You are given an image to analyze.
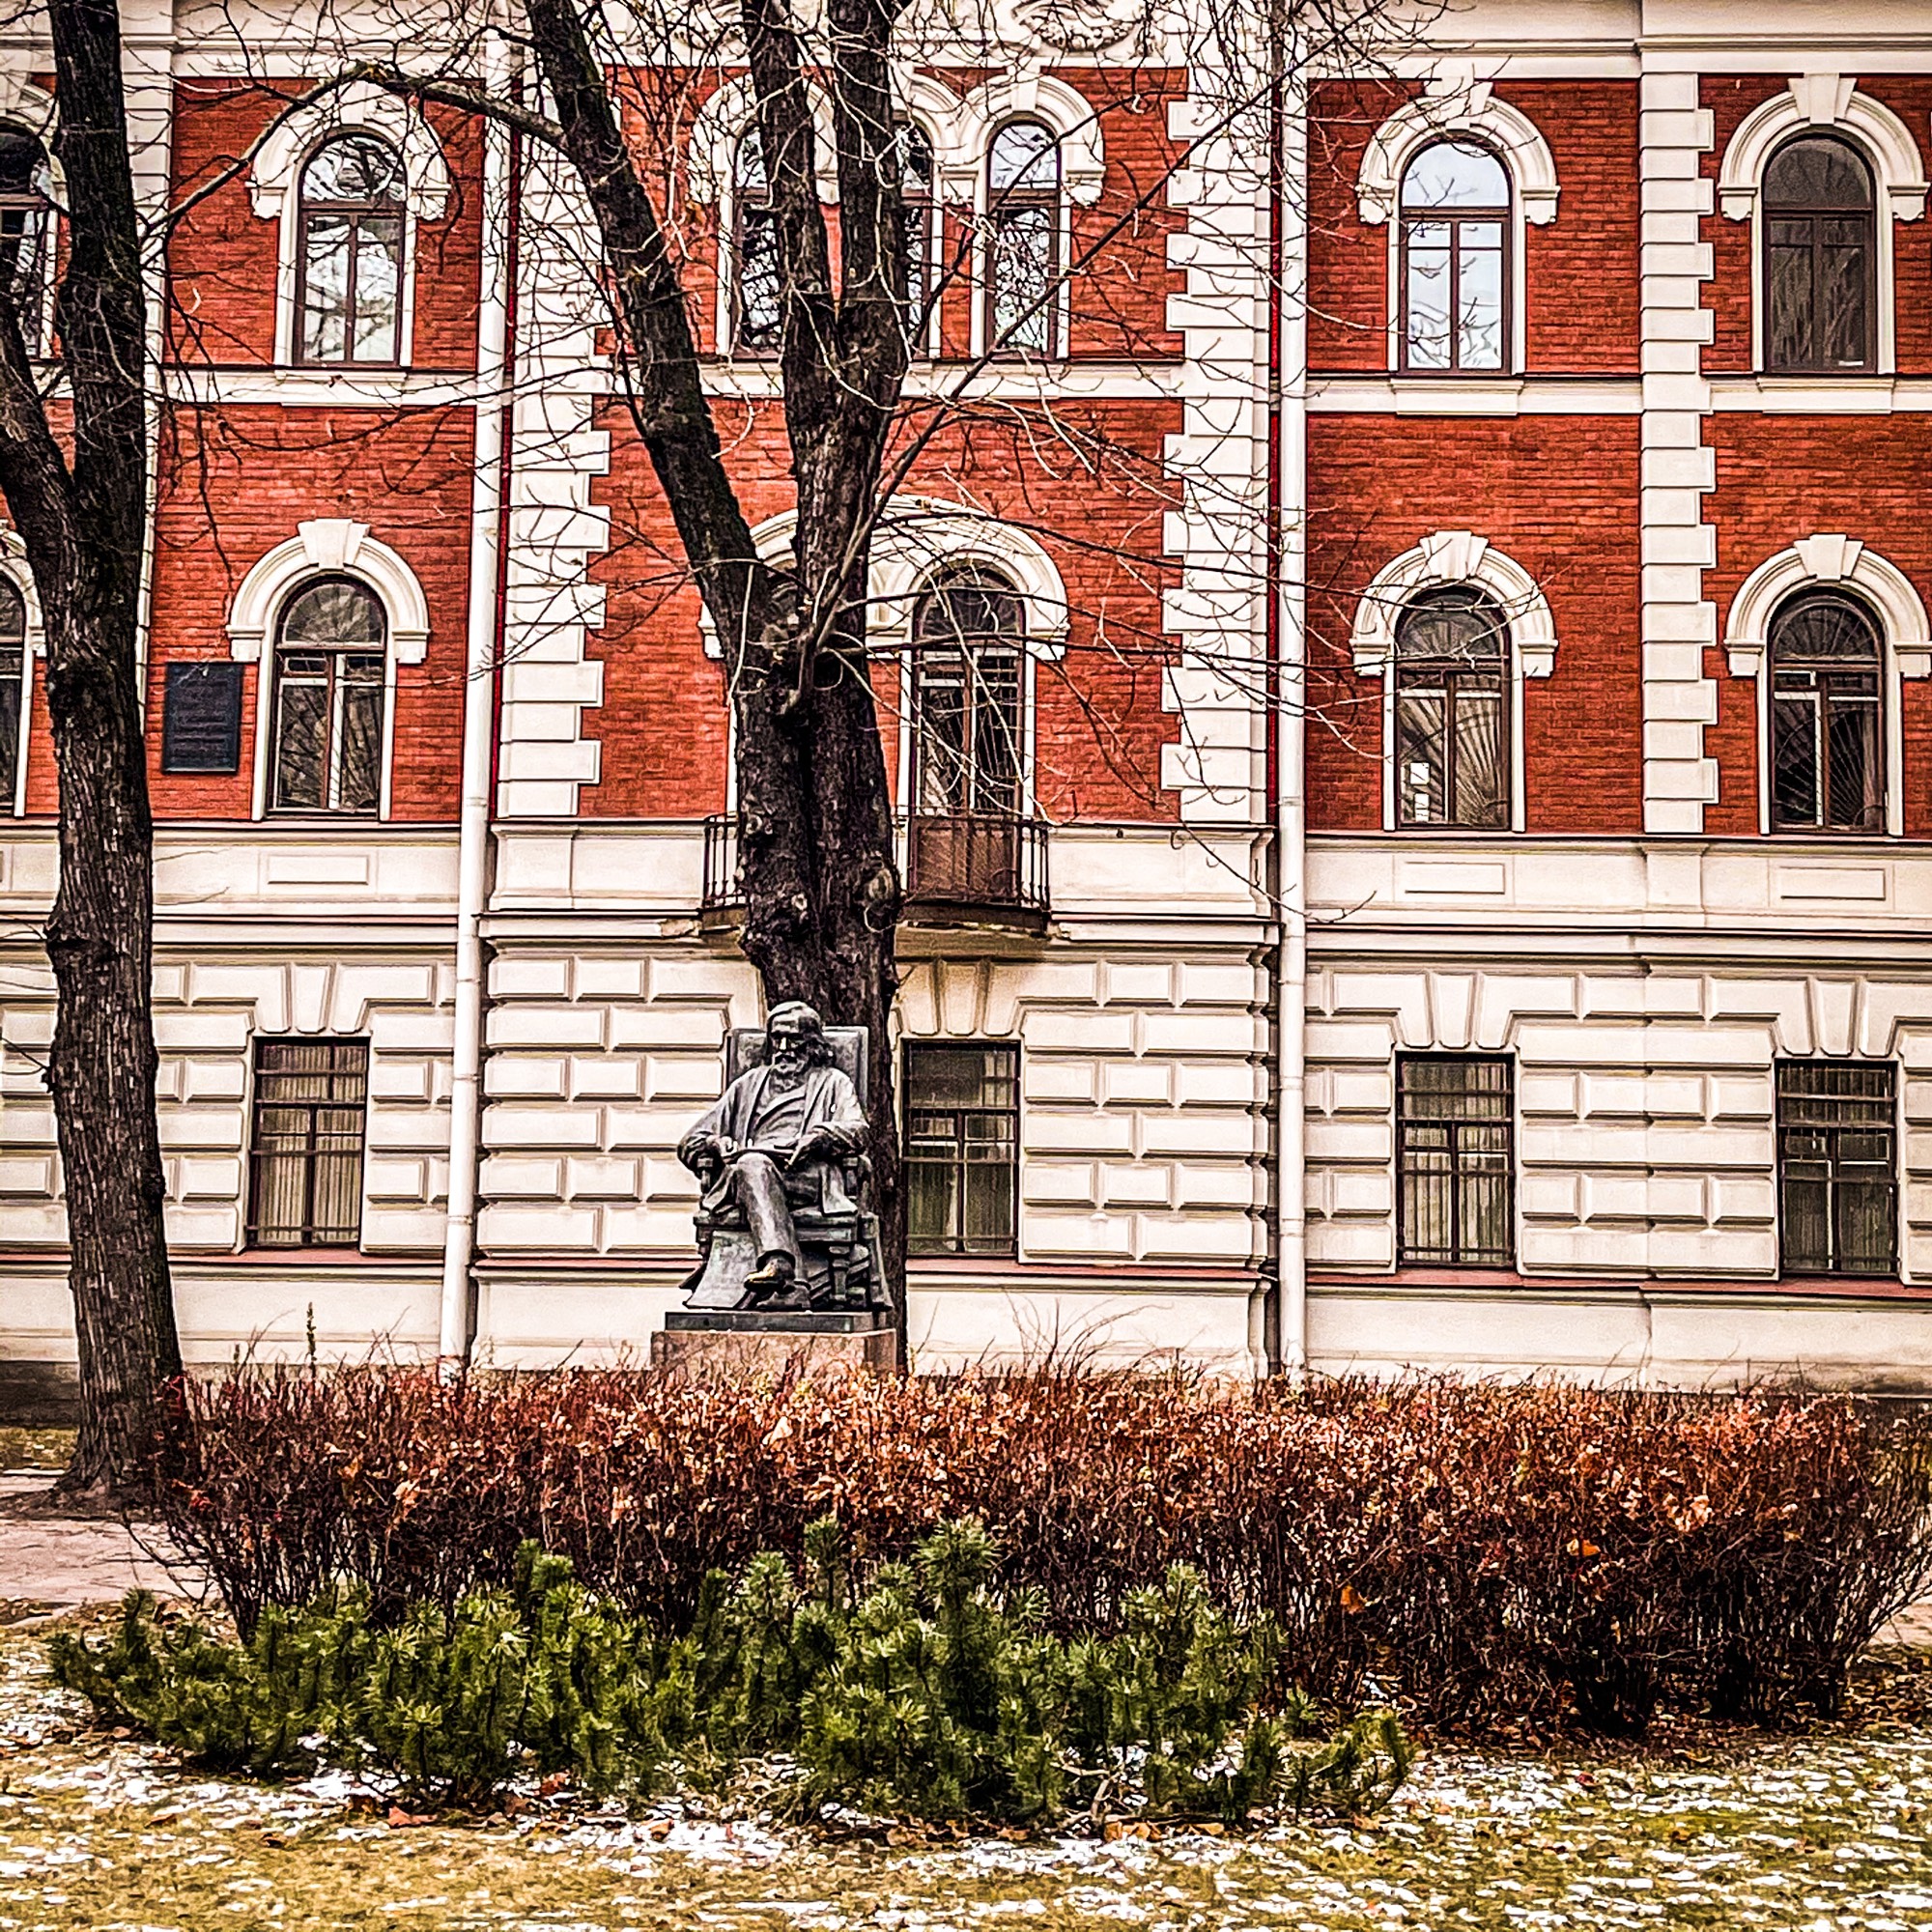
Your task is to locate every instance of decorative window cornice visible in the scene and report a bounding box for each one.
[1723,535,1931,678]
[697,497,1069,659]
[1350,529,1556,678]
[248,82,450,223]
[226,519,430,666]
[1717,76,1927,222]
[1355,79,1559,227]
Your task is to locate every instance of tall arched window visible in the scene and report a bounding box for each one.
[1770,590,1883,832]
[912,571,1025,813]
[1399,141,1510,373]
[1764,135,1876,374]
[298,134,406,365]
[270,578,385,814]
[985,121,1060,355]
[0,127,51,330]
[898,122,934,354]
[733,128,782,354]
[0,577,26,814]
[1394,587,1509,828]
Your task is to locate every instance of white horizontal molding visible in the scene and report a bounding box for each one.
[1307,377,1642,416]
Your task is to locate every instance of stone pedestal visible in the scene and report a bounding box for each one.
[650,1309,897,1378]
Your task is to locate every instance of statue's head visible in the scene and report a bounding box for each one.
[766,1001,833,1076]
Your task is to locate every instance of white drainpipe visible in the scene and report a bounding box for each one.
[1274,49,1310,1383]
[438,63,515,1370]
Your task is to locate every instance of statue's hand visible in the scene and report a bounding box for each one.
[785,1129,829,1172]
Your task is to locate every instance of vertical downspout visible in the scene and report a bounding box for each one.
[1272,21,1310,1384]
[439,50,518,1370]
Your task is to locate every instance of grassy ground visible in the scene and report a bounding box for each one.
[4,1622,1932,1931]
[0,1428,73,1472]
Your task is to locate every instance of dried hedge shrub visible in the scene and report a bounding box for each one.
[154,1366,1932,1735]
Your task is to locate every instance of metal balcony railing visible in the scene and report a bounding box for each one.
[699,810,1049,929]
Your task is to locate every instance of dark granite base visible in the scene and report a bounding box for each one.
[665,1310,892,1335]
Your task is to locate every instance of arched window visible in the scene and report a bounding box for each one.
[1398,140,1510,373]
[0,577,26,813]
[985,121,1060,355]
[298,134,406,365]
[1770,589,1883,832]
[270,578,385,814]
[1764,135,1876,374]
[733,128,781,354]
[0,127,51,330]
[912,571,1025,814]
[1394,587,1509,828]
[898,122,934,354]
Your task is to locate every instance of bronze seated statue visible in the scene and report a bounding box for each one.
[676,1001,886,1314]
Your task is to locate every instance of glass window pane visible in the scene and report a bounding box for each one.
[300,214,352,362]
[1776,1060,1896,1277]
[1766,136,1872,210]
[0,650,20,814]
[904,1043,1019,1257]
[1456,226,1504,369]
[1451,686,1507,826]
[337,674,384,814]
[283,578,385,646]
[352,217,403,361]
[1400,141,1509,210]
[1819,235,1869,369]
[1773,689,1820,827]
[1825,689,1879,830]
[737,206,782,350]
[301,135,404,206]
[990,122,1058,192]
[1395,690,1446,826]
[272,678,327,810]
[1403,230,1451,367]
[991,206,1054,350]
[248,1039,368,1248]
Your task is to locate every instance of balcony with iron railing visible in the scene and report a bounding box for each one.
[701,810,1049,932]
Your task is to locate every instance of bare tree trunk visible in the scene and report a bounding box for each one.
[0,0,179,1497]
[522,0,911,1345]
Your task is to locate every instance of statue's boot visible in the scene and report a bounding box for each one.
[742,1253,806,1310]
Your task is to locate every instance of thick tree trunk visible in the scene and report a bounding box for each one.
[0,0,180,1497]
[525,0,913,1347]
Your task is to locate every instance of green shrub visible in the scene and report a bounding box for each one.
[51,1520,1406,1825]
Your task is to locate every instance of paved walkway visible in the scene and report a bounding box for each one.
[0,1471,204,1607]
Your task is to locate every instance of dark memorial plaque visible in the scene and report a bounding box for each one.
[161,662,244,774]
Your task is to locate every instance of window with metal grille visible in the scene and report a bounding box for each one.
[270,578,385,815]
[247,1038,369,1248]
[1770,590,1884,833]
[1763,134,1875,375]
[911,571,1025,815]
[905,1043,1019,1256]
[898,122,935,355]
[0,125,52,339]
[1396,1055,1514,1265]
[0,577,27,816]
[733,128,781,354]
[1776,1060,1896,1277]
[1393,587,1510,829]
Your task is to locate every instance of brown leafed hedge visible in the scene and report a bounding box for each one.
[152,1365,1932,1736]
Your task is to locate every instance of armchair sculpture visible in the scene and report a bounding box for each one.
[677,1002,887,1314]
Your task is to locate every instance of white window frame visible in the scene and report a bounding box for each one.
[1351,529,1557,835]
[1722,534,1930,838]
[248,83,451,371]
[1356,79,1560,379]
[225,518,431,822]
[0,530,43,817]
[1717,75,1928,380]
